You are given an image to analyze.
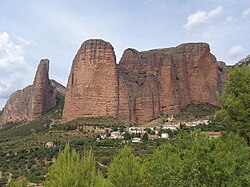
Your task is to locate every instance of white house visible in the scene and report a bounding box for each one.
[132,137,142,143]
[128,127,144,134]
[109,131,123,139]
[161,133,169,139]
[162,125,178,130]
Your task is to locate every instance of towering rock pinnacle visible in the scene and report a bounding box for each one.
[62,40,228,123]
[0,59,66,125]
[62,39,119,122]
[30,59,55,119]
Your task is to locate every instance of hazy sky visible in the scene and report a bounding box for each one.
[0,0,250,109]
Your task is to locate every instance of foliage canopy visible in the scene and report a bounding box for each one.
[216,65,250,145]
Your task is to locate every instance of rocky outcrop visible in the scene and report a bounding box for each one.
[0,59,66,125]
[117,43,228,122]
[51,80,66,96]
[236,54,250,66]
[217,61,229,95]
[62,39,119,122]
[62,40,228,123]
[0,86,33,124]
[30,59,56,119]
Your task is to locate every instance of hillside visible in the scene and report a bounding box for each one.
[0,106,164,185]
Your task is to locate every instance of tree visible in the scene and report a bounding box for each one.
[216,65,250,145]
[108,146,145,187]
[142,133,148,142]
[145,130,250,187]
[44,144,110,187]
[123,132,131,140]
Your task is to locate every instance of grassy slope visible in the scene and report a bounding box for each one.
[174,103,220,121]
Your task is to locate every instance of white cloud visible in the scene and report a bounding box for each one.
[183,6,223,30]
[15,36,37,46]
[242,8,250,16]
[228,45,245,57]
[0,32,30,109]
[0,32,25,71]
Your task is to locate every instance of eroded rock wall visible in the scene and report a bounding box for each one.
[30,59,57,119]
[118,43,228,122]
[62,40,228,123]
[62,39,119,122]
[0,59,65,125]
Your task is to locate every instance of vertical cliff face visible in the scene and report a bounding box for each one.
[0,59,65,125]
[118,43,228,122]
[30,59,56,119]
[0,40,228,125]
[62,40,228,123]
[62,39,119,123]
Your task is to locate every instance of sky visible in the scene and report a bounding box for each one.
[0,0,250,109]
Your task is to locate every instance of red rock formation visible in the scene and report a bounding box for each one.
[62,39,119,123]
[0,86,33,124]
[0,59,66,125]
[118,43,228,122]
[62,40,228,123]
[30,59,56,119]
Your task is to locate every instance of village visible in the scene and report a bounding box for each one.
[95,115,220,143]
[44,115,221,149]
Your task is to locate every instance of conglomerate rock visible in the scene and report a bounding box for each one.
[62,39,119,122]
[0,59,66,125]
[117,43,228,122]
[62,40,228,123]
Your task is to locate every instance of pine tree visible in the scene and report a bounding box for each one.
[145,130,250,186]
[44,144,110,187]
[216,65,250,145]
[108,146,145,187]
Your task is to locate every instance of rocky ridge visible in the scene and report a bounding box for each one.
[236,54,250,66]
[0,59,66,125]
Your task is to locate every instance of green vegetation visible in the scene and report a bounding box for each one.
[175,103,220,121]
[0,104,63,142]
[181,119,226,132]
[59,116,125,129]
[44,144,110,187]
[7,177,28,187]
[28,131,249,187]
[0,145,59,184]
[108,146,145,187]
[216,65,250,145]
[146,131,249,186]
